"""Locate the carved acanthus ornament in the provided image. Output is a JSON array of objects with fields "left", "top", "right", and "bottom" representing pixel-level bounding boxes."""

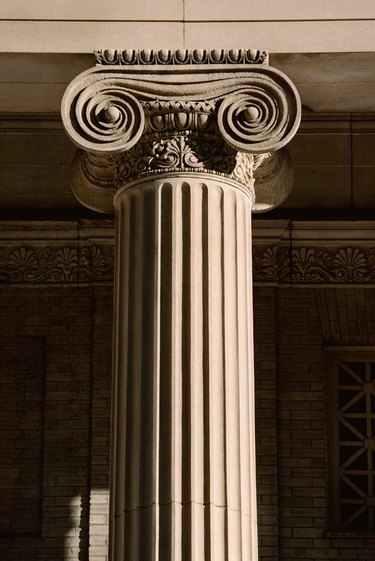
[
  {"left": 61, "top": 49, "right": 301, "bottom": 212},
  {"left": 3, "top": 231, "right": 375, "bottom": 286}
]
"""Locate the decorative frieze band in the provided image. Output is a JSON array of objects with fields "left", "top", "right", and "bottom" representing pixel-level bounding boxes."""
[
  {"left": 0, "top": 244, "right": 114, "bottom": 284},
  {"left": 0, "top": 224, "right": 114, "bottom": 285},
  {"left": 2, "top": 222, "right": 375, "bottom": 286},
  {"left": 253, "top": 246, "right": 375, "bottom": 285}
]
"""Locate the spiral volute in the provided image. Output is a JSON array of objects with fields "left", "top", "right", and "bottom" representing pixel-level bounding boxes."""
[
  {"left": 63, "top": 85, "right": 145, "bottom": 154},
  {"left": 218, "top": 78, "right": 300, "bottom": 153}
]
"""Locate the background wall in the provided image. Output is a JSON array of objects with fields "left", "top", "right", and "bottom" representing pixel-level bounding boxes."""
[
  {"left": 0, "top": 283, "right": 113, "bottom": 561},
  {"left": 1, "top": 228, "right": 374, "bottom": 559}
]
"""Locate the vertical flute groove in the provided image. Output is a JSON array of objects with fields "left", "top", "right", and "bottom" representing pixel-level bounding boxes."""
[
  {"left": 159, "top": 184, "right": 173, "bottom": 559},
  {"left": 201, "top": 183, "right": 211, "bottom": 561},
  {"left": 181, "top": 182, "right": 192, "bottom": 561}
]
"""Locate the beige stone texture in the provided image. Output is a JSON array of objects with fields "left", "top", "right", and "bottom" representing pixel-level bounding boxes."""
[
  {"left": 1, "top": 19, "right": 374, "bottom": 53},
  {"left": 184, "top": 21, "right": 375, "bottom": 53},
  {"left": 0, "top": 1, "right": 374, "bottom": 53},
  {"left": 0, "top": 0, "right": 183, "bottom": 20},
  {"left": 4, "top": 0, "right": 374, "bottom": 22},
  {"left": 0, "top": 21, "right": 184, "bottom": 53},
  {"left": 185, "top": 0, "right": 375, "bottom": 20}
]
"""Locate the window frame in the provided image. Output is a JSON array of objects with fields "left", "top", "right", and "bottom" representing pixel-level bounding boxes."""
[{"left": 327, "top": 347, "right": 375, "bottom": 535}]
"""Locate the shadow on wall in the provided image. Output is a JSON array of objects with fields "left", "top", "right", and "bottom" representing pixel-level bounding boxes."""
[{"left": 0, "top": 284, "right": 113, "bottom": 560}]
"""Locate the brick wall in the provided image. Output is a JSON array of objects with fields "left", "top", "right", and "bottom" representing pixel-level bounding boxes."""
[
  {"left": 254, "top": 286, "right": 279, "bottom": 561},
  {"left": 0, "top": 335, "right": 44, "bottom": 538},
  {"left": 0, "top": 285, "right": 106, "bottom": 561},
  {"left": 276, "top": 287, "right": 375, "bottom": 561},
  {"left": 277, "top": 288, "right": 327, "bottom": 561},
  {"left": 88, "top": 287, "right": 112, "bottom": 561}
]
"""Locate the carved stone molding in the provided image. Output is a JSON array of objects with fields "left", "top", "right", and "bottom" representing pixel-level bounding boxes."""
[
  {"left": 61, "top": 50, "right": 301, "bottom": 212},
  {"left": 253, "top": 220, "right": 375, "bottom": 286},
  {"left": 2, "top": 221, "right": 375, "bottom": 286},
  {"left": 0, "top": 244, "right": 114, "bottom": 284},
  {"left": 62, "top": 65, "right": 300, "bottom": 156},
  {"left": 94, "top": 48, "right": 269, "bottom": 66},
  {"left": 110, "top": 134, "right": 258, "bottom": 186},
  {"left": 0, "top": 223, "right": 114, "bottom": 285},
  {"left": 3, "top": 242, "right": 375, "bottom": 286},
  {"left": 253, "top": 246, "right": 375, "bottom": 286}
]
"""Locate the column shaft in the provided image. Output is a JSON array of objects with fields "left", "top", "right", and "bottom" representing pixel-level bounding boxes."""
[{"left": 110, "top": 175, "right": 257, "bottom": 561}]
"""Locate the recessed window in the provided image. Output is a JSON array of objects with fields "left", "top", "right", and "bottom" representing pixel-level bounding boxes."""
[{"left": 328, "top": 352, "right": 375, "bottom": 533}]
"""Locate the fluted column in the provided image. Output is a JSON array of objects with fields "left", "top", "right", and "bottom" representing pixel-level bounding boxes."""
[
  {"left": 110, "top": 175, "right": 257, "bottom": 560},
  {"left": 61, "top": 48, "right": 301, "bottom": 561}
]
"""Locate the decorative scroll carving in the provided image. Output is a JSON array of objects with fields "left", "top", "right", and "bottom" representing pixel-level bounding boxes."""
[
  {"left": 218, "top": 86, "right": 295, "bottom": 153},
  {"left": 253, "top": 246, "right": 375, "bottom": 285},
  {"left": 63, "top": 70, "right": 300, "bottom": 157},
  {"left": 61, "top": 50, "right": 301, "bottom": 212},
  {"left": 94, "top": 48, "right": 269, "bottom": 66},
  {"left": 69, "top": 88, "right": 144, "bottom": 154}
]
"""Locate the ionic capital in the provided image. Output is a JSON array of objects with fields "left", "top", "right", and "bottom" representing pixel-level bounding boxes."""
[{"left": 61, "top": 49, "right": 301, "bottom": 212}]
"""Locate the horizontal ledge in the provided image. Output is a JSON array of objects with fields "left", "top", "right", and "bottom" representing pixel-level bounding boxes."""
[
  {"left": 185, "top": 1, "right": 375, "bottom": 22},
  {"left": 0, "top": 18, "right": 374, "bottom": 23},
  {"left": 0, "top": 22, "right": 373, "bottom": 53},
  {"left": 1, "top": 0, "right": 374, "bottom": 22}
]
